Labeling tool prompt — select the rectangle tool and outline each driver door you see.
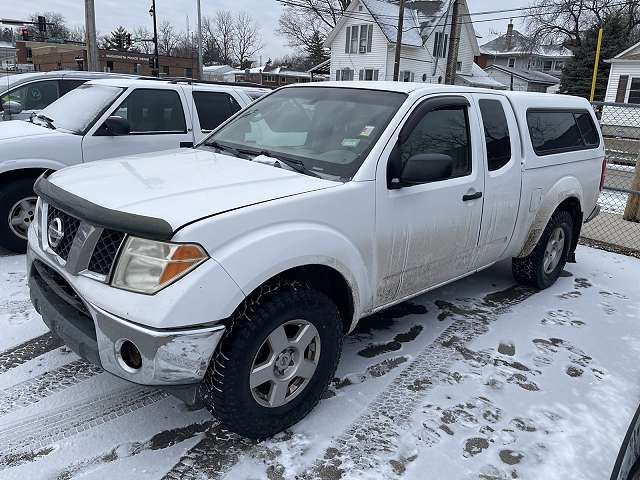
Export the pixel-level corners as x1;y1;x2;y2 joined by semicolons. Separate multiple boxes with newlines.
82;87;194;162
374;94;485;307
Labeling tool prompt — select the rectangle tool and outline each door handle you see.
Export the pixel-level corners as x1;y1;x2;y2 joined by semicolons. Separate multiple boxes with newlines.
462;191;483;202
180;141;194;148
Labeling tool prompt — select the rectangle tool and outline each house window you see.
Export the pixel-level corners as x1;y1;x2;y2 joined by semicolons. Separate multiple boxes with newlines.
507;57;516;68
106;61;114;72
628;78;640;104
185;67;193;78
263;75;277;82
359;69;379;81
162;65;170;75
346;24;373;54
554;61;564;71
399;70;414;82
433;32;448;58
542;60;552;72
456;61;462;72
336;68;354;81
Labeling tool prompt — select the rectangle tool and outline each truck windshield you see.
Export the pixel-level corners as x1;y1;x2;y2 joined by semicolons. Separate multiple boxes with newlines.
38;84;124;134
203;87;407;180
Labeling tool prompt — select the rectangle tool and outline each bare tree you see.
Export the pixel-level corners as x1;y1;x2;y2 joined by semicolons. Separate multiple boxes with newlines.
201;16;222;65
213;11;236;65
158;20;180;56
232;12;264;68
132;26;153;54
526;0;640;47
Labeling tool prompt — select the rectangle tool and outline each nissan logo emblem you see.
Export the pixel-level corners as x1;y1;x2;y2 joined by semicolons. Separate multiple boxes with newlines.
48;217;65;248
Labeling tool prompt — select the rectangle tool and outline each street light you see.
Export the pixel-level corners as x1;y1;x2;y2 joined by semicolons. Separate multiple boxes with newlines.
149;0;159;77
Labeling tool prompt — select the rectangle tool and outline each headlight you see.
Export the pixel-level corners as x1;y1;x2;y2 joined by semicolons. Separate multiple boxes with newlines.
112;237;208;294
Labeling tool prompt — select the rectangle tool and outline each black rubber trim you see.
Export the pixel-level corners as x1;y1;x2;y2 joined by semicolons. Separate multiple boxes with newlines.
34;174;174;242
610;401;640;480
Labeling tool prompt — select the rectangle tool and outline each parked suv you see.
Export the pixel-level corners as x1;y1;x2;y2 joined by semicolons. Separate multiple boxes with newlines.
27;82;604;439
0;77;269;251
0;71;136;121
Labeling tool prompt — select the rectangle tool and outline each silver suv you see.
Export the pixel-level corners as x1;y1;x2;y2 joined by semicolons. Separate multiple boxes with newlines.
0;71;138;121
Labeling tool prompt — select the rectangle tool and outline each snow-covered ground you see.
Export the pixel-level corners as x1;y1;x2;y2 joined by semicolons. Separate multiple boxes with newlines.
0;246;639;480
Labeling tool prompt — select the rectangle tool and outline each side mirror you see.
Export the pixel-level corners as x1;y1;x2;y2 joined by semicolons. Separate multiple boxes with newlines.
2;100;23;115
98;116;131;136
398;153;453;187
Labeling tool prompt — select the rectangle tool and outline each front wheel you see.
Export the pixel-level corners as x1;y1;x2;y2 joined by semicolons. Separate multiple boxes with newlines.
512;210;574;290
0;178;38;253
200;281;343;440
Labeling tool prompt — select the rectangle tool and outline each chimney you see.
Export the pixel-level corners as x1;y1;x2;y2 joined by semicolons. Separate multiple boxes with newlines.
505;21;514;50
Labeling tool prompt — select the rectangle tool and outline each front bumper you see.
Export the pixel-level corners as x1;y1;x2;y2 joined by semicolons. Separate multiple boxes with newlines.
28;250;225;388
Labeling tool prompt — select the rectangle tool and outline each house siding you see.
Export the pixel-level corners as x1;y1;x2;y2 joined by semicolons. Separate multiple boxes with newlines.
602;61;640;127
484;68;529;91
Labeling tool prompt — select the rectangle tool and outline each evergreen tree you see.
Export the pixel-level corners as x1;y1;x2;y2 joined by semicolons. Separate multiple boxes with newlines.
560;15;638;100
304;31;329;68
103;26;132;51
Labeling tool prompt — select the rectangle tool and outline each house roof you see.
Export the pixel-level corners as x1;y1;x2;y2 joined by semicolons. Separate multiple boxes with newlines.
202;64;234;74
484;64;561;85
608;40;640;62
458;63;507;89
0;41;15;49
480;29;572;59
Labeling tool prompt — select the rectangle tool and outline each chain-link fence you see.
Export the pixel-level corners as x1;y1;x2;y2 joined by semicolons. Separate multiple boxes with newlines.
580;102;640;256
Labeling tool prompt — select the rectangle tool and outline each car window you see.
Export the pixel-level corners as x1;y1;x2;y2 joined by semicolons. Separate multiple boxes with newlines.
59;79;87;96
527;110;589;155
575;112;600;147
400;106;471;179
193;91;242;131
1;80;59;111
479;99;512;171
113;89;186;134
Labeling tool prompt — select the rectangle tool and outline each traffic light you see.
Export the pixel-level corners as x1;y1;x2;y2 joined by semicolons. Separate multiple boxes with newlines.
126;34;132;48
37;16;47;33
21;28;30;41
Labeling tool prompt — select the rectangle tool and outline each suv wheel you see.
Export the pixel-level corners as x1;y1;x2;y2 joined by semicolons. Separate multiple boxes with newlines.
200;280;343;440
0;178;38;253
512;210;574;289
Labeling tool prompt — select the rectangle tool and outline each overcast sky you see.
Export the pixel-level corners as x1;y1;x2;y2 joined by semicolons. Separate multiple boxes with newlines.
4;0;531;60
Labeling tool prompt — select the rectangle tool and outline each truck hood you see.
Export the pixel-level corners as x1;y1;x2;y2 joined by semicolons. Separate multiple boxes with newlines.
0;120;62;141
48;148;339;230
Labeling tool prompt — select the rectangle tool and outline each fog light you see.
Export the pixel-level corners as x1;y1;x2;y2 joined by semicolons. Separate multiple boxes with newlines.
118;340;142;371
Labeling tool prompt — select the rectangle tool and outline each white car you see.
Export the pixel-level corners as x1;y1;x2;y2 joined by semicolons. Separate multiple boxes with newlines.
27;82;604;439
0;77;269;251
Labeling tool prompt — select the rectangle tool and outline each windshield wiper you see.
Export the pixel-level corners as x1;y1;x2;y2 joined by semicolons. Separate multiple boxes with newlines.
207;141;249;159
34;114;56;130
254;150;321;178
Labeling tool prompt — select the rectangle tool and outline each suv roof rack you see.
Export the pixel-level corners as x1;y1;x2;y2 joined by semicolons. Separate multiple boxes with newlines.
138;76;272;89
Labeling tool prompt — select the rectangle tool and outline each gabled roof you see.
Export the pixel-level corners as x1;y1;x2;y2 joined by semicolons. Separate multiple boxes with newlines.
325;0;454;49
480;29;572;58
459;63;507;89
608;40;640;62
484;64;561;85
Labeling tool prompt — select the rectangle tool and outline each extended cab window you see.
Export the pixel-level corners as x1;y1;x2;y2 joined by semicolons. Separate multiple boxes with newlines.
527;110;600;155
479;99;512;171
400;106;471;179
113;89;186;134
193;91;242;131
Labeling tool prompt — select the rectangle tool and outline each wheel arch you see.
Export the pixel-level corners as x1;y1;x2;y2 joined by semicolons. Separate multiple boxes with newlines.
517;177;584;258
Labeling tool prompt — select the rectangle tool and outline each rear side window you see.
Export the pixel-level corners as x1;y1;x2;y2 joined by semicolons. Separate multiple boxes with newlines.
59;79;87;96
193;91;242;131
527;110;600;156
479;99;512;171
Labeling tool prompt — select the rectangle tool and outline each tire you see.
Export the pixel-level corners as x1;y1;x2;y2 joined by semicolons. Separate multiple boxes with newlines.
0;178;38;253
200;280;343;440
512;210;574;290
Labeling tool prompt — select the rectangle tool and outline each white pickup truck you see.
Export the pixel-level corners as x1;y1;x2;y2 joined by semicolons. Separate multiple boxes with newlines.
27;82;604;439
0;77;268;252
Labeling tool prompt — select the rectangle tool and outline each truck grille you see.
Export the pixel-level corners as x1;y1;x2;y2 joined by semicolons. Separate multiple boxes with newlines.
88;229;126;276
47;206;80;260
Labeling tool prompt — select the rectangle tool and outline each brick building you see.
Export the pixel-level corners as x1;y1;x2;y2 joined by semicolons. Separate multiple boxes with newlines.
16;41;198;78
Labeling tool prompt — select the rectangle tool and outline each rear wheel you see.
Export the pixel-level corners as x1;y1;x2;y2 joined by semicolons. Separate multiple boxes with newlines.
0;178;38;253
512;210;574;290
200;281;343;440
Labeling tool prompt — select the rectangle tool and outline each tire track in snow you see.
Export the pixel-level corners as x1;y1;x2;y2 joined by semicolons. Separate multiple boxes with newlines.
0;360;102;417
300;285;537;479
0;332;63;374
0;386;168;457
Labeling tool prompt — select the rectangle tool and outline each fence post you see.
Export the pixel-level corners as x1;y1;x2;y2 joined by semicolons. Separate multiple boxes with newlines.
624;156;640;222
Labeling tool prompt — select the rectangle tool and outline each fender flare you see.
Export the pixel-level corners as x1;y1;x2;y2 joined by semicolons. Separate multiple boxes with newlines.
0;160;67;180
517;176;584;258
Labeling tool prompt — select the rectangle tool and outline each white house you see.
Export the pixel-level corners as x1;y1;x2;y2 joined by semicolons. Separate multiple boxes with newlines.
324;0;483;85
0;41;16;69
483;64;563;93
600;40;640;130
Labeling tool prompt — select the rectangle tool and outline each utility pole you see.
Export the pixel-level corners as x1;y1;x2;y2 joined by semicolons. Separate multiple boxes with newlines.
393;0;406;81
150;0;160;77
445;0;462;85
197;0;203;79
589;27;604;102
84;0;99;71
